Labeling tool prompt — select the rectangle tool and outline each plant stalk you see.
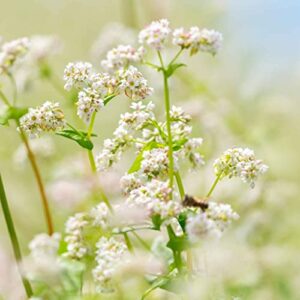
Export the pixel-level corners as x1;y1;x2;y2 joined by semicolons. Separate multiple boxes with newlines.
0;173;33;297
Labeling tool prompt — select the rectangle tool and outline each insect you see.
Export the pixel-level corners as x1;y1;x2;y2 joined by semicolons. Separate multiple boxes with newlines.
183;194;209;211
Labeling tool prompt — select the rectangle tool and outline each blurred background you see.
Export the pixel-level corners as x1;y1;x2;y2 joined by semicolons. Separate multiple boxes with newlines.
0;0;300;299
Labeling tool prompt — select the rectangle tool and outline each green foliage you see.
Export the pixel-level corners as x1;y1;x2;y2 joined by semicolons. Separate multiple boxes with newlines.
0;106;28;125
164;63;186;78
56;129;96;150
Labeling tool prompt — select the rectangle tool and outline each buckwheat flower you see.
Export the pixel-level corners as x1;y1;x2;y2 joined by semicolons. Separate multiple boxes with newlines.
172;27;192;48
181;137;205;168
63;61;92;90
186;213;221;243
77;88;104;123
118;65;153;100
189;27;223;55
171;121;192;141
170;105;192;123
120;172;142;195
90;72;117;95
0;37;30;74
64;213;89;259
29;233;61;260
89;202;110;228
206;201;239;231
126;179;181;218
93;236;127;292
19;101;66;138
101;45;145;71
139;19;171;50
141;148;170;178
96;139;120;171
214;147;268;188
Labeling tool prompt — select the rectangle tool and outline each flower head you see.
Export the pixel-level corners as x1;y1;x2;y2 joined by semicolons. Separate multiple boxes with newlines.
138;19;171;50
19;101;65;138
0;37;30;74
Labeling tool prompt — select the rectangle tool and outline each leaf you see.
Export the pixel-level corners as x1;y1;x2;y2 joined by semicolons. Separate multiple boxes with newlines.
165;63;186;78
56;129;94;150
172;138;188;151
0;106;28;125
177;212;188;232
167;234;190;252
151;214;163;230
128;141;159;174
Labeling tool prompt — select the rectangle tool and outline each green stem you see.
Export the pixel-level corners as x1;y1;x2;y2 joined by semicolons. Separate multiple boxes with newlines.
113;225;155;234
174;171;185;199
7;72;17;105
0;173;33;297
123;232;134;253
158;51;175;194
87;111;96;140
0;90;11;107
166;224;182;272
206;172;222;197
131;231;151;251
168;48;184;67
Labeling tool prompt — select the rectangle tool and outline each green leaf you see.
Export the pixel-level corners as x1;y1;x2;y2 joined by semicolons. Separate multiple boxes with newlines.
0;106;28;125
128;141;159;174
177;212;188;233
165;63;186;78
56;129;94;150
151;214;163;230
167;234;190;252
172;138;188;151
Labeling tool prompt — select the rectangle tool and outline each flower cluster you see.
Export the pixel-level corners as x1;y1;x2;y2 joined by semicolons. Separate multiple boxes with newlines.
29;233;61;260
126;179;181;219
93;236;127;292
118;66;153;100
101;44;145;71
64;213;89;259
96;101;155;171
186;201;239;242
19;101;66;138
214;147;268;188
173;27;222;55
90;202;110;228
0;37;30;74
139;19;171;50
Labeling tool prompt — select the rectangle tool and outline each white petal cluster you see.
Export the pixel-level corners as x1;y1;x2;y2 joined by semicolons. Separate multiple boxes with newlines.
101;45;145;71
173;27;222;55
77;88;104;123
186;201;239;243
214;147;268;188
0;37;30;74
96;101;155;171
118;66;153;100
186;214;220;242
181;138;204;168
206;201;239;231
63;61;92;90
29;233;61;260
120;172;142;195
141;147;172;178
170;105;192;142
93;236;127;292
19;101;66;138
89;202;110;228
64;213;89;259
126;179;181;218
138;19;171;50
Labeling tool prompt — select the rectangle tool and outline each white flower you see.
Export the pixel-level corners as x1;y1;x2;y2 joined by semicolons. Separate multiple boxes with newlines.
93;236;127;292
206;201;239;231
138;19;171;50
76;88;104;123
101;45;145;71
173;26;222;55
181;137;205;168
214;147;268;188
63;61;92;90
29;233;61;260
186;213;220;242
64;213;89;259
89;202;110;228
0;37;30;74
19;101;65;138
118;65;153;100
120;172;142;195
141;148;170;178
